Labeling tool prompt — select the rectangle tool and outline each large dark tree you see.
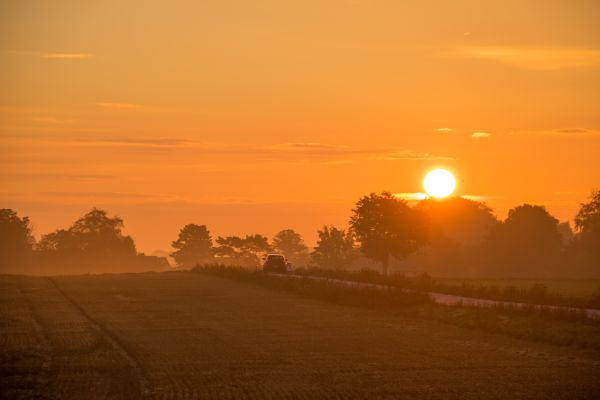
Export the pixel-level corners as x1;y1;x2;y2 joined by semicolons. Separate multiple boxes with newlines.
572;189;600;272
484;204;562;276
0;209;35;272
350;192;428;275
415;197;498;245
272;229;309;267
311;226;355;270
70;209;136;258
37;208;137;272
171;224;214;268
215;234;271;267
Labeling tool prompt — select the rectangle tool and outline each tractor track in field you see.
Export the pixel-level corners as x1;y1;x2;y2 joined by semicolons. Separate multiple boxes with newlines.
47;277;154;399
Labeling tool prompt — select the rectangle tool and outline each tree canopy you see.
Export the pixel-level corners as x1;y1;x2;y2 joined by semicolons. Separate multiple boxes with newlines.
37;208;137;272
484;204;562;275
311;226;355;270
572;189;600;271
215;234;271;267
272;229;309;266
415;197;498;245
171;224;214;268
350;192;428;275
0;209;35;272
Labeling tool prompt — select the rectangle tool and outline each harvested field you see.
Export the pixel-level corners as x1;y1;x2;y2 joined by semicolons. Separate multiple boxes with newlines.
1;272;600;399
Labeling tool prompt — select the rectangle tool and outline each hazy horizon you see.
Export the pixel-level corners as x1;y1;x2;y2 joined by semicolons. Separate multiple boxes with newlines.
3;193;594;254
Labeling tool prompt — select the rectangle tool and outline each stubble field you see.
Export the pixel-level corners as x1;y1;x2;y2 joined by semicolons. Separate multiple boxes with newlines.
1;271;599;399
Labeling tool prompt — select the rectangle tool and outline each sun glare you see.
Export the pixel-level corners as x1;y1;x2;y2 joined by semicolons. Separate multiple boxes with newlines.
423;169;456;198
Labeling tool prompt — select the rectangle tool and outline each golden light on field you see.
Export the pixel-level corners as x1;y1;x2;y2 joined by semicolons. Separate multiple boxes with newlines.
423;169;456;199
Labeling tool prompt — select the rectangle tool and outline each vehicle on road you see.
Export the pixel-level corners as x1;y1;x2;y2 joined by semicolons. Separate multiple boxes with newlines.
263;254;291;273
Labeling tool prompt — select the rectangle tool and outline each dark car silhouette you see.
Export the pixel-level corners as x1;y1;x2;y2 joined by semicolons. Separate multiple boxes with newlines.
262;254;290;273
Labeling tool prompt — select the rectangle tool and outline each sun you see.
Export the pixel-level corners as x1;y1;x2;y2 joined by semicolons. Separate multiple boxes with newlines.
423;169;456;198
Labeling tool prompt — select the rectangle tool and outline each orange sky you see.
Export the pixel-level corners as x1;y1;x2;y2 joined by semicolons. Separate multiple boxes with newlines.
1;0;599;253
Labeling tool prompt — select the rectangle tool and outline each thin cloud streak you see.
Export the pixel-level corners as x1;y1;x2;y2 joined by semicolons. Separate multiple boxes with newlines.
393;192;427;201
32;117;76;125
0;136;454;165
377;151;454;161
509;128;600;137
96;102;142;109
2;134;453;162
8;50;93;59
394;193;491;202
472;132;492;138
461;194;490;202
41;52;93;59
449;46;600;70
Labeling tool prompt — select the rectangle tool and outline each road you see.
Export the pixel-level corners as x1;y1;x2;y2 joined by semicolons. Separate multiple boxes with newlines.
273;273;600;319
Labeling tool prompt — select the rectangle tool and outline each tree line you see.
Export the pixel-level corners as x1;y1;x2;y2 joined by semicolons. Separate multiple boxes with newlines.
1;190;599;277
0;209;169;274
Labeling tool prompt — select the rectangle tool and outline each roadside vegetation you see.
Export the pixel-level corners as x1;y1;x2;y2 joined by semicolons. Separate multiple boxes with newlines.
436;277;600;298
287;267;600;309
193;264;600;351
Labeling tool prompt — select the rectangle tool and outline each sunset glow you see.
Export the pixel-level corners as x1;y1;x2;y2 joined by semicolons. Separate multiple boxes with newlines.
424;169;456;199
1;3;600;398
1;0;599;252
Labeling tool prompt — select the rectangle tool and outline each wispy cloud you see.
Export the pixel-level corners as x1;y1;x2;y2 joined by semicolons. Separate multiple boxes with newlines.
2;134;454;163
436;128;454;132
68;174;116;181
0;191;176;206
0;173;116;182
90;137;192;146
471;131;491;138
460;194;490;202
509;128;600;137
8;50;93;59
81;139;452;161
393;192;427;201
32;117;76;125
377;150;454;161
394;193;492;202
41;52;93;59
96;102;142;109
273;142;351;150
449;46;600;70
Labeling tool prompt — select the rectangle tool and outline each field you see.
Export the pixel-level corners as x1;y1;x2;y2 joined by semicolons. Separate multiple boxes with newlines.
1;272;600;399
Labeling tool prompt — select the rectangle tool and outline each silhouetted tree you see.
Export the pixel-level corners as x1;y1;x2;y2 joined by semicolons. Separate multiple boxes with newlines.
37;208;137;273
557;221;574;249
311;226;355;270
0;209;35;272
572;189;600;273
399;197;498;276
484;204;562;276
272;229;309;267
37;229;78;255
171;224;214;268
215;234;271;267
415;197;498;245
350;192;428;275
